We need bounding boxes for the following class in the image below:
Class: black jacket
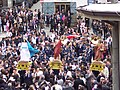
[73,78,85,90]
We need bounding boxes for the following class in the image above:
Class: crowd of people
[0,5,112,90]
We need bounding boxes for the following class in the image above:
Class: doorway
[55,2,70,13]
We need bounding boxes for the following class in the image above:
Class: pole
[40,0,43,13]
[42,2,43,13]
[112,22,119,90]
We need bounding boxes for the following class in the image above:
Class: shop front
[42,2,76,15]
[42,2,76,25]
[55,2,70,13]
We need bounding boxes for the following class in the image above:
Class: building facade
[40,0,88,25]
[41,0,88,15]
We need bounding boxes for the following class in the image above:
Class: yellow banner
[49,60,63,69]
[90,61,104,72]
[17,61,32,70]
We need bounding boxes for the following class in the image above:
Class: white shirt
[0,18,2,25]
[32,37,37,44]
[36,70,43,77]
[106,36,112,44]
[51,33,55,42]
[66,71,72,77]
[2,45,6,55]
[102,66,109,79]
[51,84,62,90]
[71,65,76,70]
[80,77,86,85]
[6,32,12,37]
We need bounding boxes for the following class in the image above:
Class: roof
[76,4,120,21]
[40,0,75,2]
[77,4,120,13]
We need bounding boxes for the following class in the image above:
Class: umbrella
[66,35,80,39]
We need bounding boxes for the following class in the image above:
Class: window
[55,2,70,13]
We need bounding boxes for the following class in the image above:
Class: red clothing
[94,43,105,60]
[54,40,62,59]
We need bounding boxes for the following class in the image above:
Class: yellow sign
[90,61,104,72]
[17,61,32,70]
[49,60,63,69]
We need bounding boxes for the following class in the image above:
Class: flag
[27,40,39,57]
[67,35,80,39]
[54,40,62,59]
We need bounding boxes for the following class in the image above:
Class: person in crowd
[0,5,112,90]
